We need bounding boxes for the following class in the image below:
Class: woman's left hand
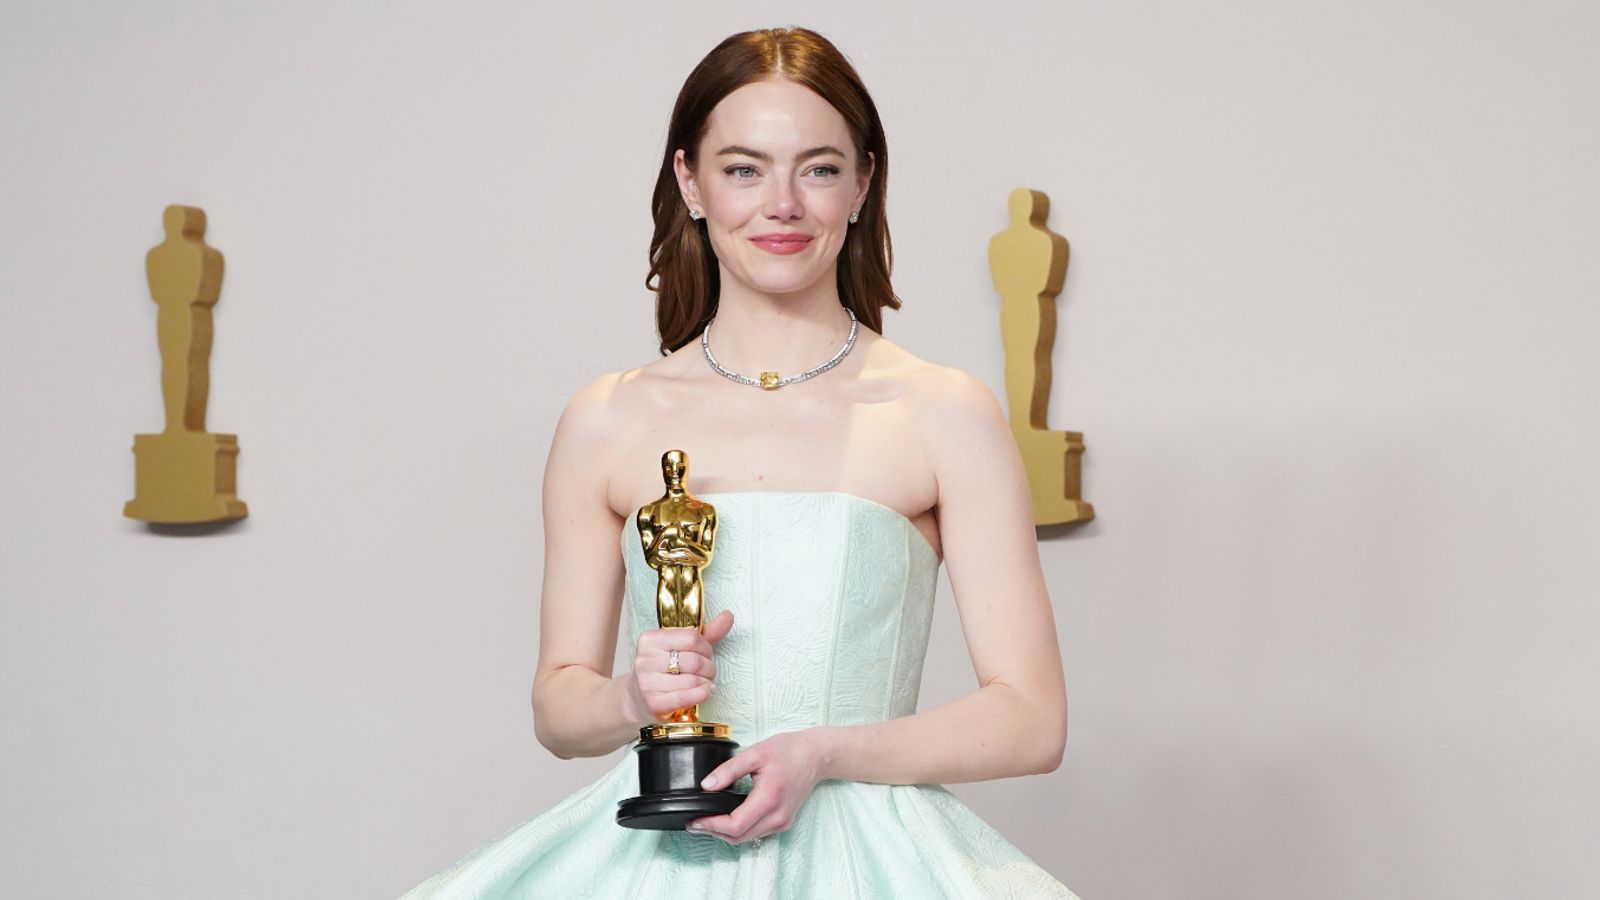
[686,727,836,845]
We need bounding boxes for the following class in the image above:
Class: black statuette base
[617,735,746,830]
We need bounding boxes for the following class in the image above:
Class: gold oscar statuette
[124,204,248,525]
[990,187,1094,526]
[616,449,746,829]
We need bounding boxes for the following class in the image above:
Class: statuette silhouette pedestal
[124,205,248,525]
[989,188,1094,526]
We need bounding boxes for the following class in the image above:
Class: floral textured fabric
[401,491,1080,899]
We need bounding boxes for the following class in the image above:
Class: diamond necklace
[701,305,858,390]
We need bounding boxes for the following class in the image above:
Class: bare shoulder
[547,354,693,494]
[882,351,1016,494]
[545,366,652,491]
[870,338,1002,423]
[557,349,688,429]
[553,368,626,439]
[545,372,612,496]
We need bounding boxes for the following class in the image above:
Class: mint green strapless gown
[401,491,1080,899]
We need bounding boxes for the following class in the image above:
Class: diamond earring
[849,210,859,224]
[689,209,702,221]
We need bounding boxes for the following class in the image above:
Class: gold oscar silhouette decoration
[618,449,745,830]
[989,188,1094,526]
[124,205,248,524]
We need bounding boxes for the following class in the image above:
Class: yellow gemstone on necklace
[758,371,781,389]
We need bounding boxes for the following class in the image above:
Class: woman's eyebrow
[715,145,845,162]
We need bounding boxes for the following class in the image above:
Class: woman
[402,27,1082,899]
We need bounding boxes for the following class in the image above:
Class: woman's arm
[689,368,1069,844]
[529,373,645,759]
[818,368,1069,783]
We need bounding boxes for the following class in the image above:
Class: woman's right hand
[625,609,735,724]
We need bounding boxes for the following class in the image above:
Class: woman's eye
[725,164,837,180]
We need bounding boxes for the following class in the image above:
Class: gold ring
[667,649,680,675]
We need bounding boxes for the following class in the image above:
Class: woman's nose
[766,177,803,219]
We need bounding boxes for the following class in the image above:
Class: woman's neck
[704,278,856,377]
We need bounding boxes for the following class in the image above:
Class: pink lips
[749,232,813,255]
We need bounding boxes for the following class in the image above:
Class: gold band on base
[641,721,732,741]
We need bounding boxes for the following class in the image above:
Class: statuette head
[661,449,688,489]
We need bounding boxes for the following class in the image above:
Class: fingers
[634,643,714,676]
[642,625,720,662]
[687,793,755,838]
[648,672,714,693]
[690,781,790,844]
[632,616,734,719]
[657,648,715,678]
[699,745,759,792]
[647,626,714,651]
[636,619,727,676]
[633,649,715,717]
[730,809,792,844]
[703,609,735,644]
[688,752,765,835]
[646,682,715,716]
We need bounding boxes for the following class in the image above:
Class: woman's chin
[727,269,831,297]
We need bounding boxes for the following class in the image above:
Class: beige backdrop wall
[1,2,1594,898]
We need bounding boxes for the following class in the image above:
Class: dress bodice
[621,491,942,744]
[405,490,1081,899]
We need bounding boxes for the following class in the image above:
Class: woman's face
[675,77,874,299]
